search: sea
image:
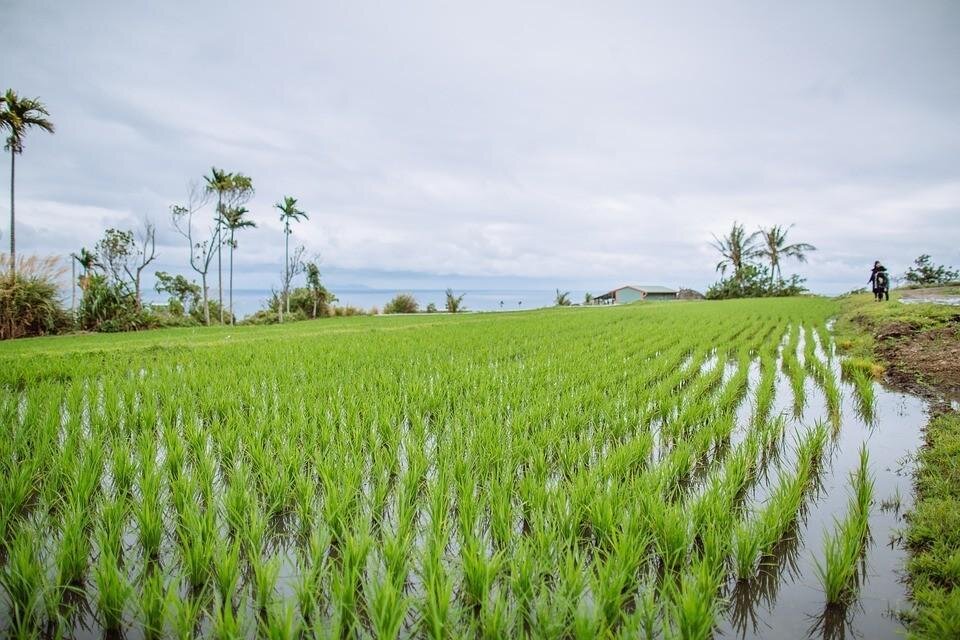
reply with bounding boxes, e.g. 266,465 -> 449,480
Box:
146,289 -> 591,319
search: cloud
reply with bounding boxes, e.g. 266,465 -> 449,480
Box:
2,0 -> 958,299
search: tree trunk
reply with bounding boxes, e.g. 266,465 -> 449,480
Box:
135,272 -> 142,309
285,231 -> 291,316
217,196 -> 223,324
71,257 -> 76,314
229,229 -> 235,325
201,275 -> 210,325
282,230 -> 289,323
312,297 -> 317,319
9,149 -> 15,278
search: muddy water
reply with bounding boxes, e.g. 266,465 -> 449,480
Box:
717,338 -> 925,639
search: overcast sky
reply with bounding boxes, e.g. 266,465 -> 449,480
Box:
3,0 -> 959,296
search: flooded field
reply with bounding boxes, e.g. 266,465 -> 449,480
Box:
0,298 -> 930,638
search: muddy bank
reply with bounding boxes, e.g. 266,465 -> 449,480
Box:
834,292 -> 960,402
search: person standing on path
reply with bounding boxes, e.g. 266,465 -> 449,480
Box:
869,261 -> 890,301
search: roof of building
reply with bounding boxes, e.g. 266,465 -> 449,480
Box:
593,285 -> 678,300
626,285 -> 677,294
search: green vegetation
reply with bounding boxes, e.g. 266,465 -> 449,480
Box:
383,292 -> 419,314
814,445 -> 874,606
707,222 -> 814,299
903,254 -> 959,287
903,411 -> 960,639
0,297 -> 870,637
834,291 -> 960,636
0,255 -> 71,339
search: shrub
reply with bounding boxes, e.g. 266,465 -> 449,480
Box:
383,294 -> 418,314
0,255 -> 72,340
706,264 -> 807,300
445,289 -> 466,313
334,306 -> 368,317
77,274 -> 153,332
903,255 -> 959,287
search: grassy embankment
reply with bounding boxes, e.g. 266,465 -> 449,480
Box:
833,290 -> 960,639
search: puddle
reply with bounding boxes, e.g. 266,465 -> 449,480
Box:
717,346 -> 926,639
899,296 -> 960,306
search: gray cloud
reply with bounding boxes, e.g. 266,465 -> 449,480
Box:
3,0 -> 959,298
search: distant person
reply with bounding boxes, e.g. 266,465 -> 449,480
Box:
869,261 -> 890,301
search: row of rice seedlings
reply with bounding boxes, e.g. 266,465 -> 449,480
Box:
847,366 -> 877,424
733,422 -> 829,579
814,445 -> 874,606
780,325 -> 807,417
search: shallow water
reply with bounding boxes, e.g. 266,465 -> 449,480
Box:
899,296 -> 960,306
717,345 -> 925,639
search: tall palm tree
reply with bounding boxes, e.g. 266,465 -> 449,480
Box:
204,167 -> 232,323
757,224 -> 816,287
0,90 -> 55,277
275,196 -> 308,321
710,222 -> 759,282
223,206 -> 256,323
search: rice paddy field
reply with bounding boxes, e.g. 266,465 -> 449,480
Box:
0,298 -> 925,638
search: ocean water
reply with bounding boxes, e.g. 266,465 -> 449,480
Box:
147,289 -> 590,319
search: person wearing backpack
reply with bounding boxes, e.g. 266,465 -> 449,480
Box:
869,261 -> 890,301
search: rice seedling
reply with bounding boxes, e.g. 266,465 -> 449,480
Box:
0,526 -> 46,634
366,575 -> 408,638
139,568 -> 169,639
94,545 -> 132,631
55,505 -> 90,587
211,593 -> 247,639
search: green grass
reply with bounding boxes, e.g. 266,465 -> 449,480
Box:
0,297 -> 882,636
834,291 -> 960,636
904,411 -> 960,639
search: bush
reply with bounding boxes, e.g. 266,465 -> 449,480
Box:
77,274 -> 154,332
189,298 -> 233,325
0,255 -> 72,340
706,264 -> 807,300
445,289 -> 466,313
333,305 -> 368,317
904,255 -> 959,287
383,293 -> 418,314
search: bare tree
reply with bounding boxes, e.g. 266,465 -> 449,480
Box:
126,220 -> 158,308
279,245 -> 306,323
171,183 -> 217,325
94,220 -> 159,308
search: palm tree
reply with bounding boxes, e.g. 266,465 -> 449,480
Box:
756,224 -> 816,287
710,222 -> 759,283
554,289 -> 572,306
204,167 -> 232,323
222,206 -> 257,323
275,196 -> 308,321
0,90 -> 55,277
73,247 -> 100,292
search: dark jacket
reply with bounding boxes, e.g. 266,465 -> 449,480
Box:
869,266 -> 889,290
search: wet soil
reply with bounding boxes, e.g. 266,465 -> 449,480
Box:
878,326 -> 960,400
